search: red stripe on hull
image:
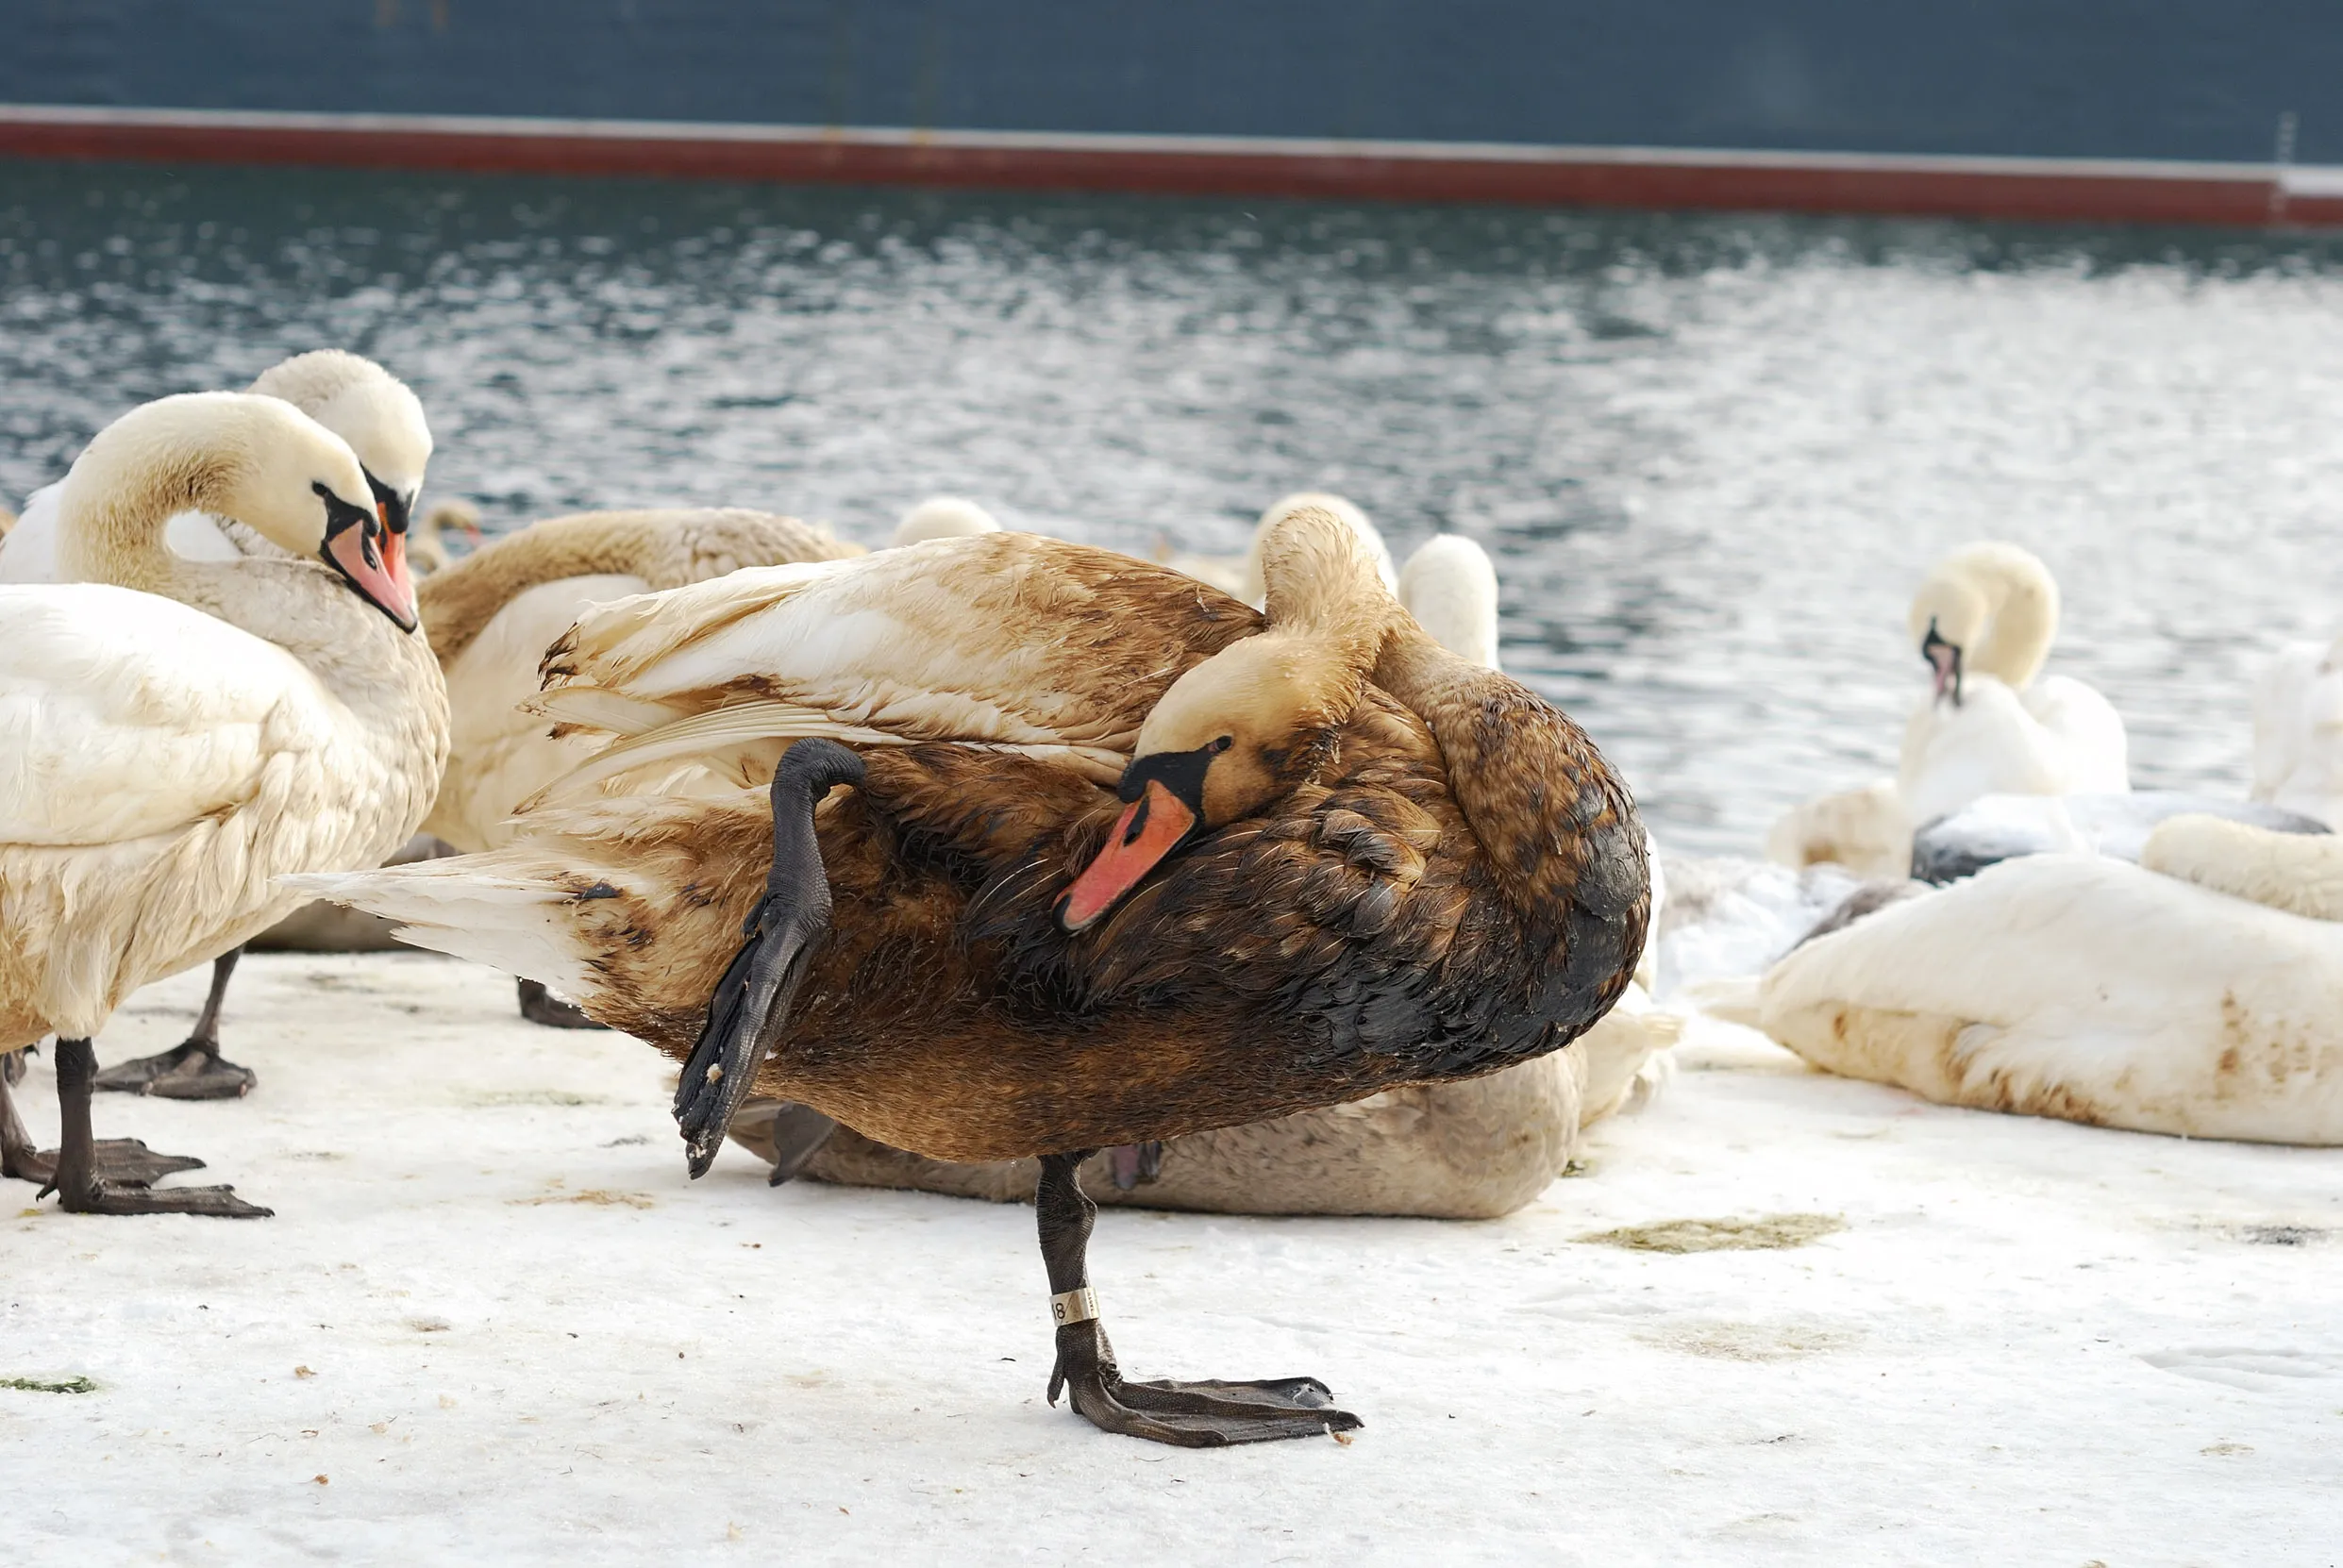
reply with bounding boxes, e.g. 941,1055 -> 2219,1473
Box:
0,114 -> 2320,229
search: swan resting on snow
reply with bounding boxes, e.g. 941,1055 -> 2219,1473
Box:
1758,815 -> 2343,1144
744,529 -> 1683,1219
0,392 -> 447,1214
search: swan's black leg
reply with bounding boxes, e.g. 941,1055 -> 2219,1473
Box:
516,977 -> 608,1030
41,1039 -> 268,1217
93,948 -> 259,1100
1036,1151 -> 1360,1446
4,1045 -> 206,1188
1,1050 -> 40,1181
675,739 -> 865,1179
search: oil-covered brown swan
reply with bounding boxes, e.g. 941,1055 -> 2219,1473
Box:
300,507 -> 1648,1445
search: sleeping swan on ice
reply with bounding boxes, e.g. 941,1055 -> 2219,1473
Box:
1757,814 -> 2343,1145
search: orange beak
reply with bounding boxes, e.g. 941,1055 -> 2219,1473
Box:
1058,779 -> 1197,932
324,500 -> 418,632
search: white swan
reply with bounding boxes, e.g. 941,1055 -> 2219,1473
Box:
0,392 -> 450,1213
1766,542 -> 2128,876
1899,541 -> 2129,826
1756,814 -> 2343,1144
1,350 -> 432,584
2251,631 -> 2343,830
891,496 -> 1002,546
2,353 -> 436,1095
414,508 -> 857,1025
1397,533 -> 1501,671
1158,491 -> 1398,606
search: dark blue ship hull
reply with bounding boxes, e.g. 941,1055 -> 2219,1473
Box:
4,2 -> 2339,225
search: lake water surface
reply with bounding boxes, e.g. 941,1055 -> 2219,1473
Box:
6,162 -> 2343,855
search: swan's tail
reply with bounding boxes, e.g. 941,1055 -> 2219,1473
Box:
284,856 -> 599,1002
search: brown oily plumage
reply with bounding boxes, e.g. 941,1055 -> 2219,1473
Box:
503,542 -> 1645,1163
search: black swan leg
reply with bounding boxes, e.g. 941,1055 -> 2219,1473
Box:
41,1039 -> 270,1218
1036,1151 -> 1361,1446
4,1045 -> 205,1187
93,948 -> 259,1100
1,1050 -> 40,1181
516,977 -> 609,1030
675,739 -> 865,1179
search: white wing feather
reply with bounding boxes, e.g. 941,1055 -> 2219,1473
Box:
0,584 -> 341,847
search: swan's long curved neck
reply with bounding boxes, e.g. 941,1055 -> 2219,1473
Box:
58,481 -> 250,625
1969,574 -> 2057,689
56,465 -> 430,718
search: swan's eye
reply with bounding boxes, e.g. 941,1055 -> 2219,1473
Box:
1211,736 -> 1233,754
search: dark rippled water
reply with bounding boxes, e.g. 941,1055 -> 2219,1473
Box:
7,162 -> 2343,856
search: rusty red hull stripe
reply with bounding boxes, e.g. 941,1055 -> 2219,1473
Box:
4,106 -> 2339,228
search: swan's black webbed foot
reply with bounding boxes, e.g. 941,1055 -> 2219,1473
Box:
9,1140 -> 208,1188
94,1043 -> 258,1100
1036,1151 -> 1361,1447
676,739 -> 864,1179
94,949 -> 258,1099
517,978 -> 608,1030
42,1039 -> 270,1219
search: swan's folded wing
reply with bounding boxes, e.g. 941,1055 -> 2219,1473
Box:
0,584 -> 336,846
536,532 -> 1264,763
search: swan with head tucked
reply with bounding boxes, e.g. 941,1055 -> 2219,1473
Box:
755,525 -> 1679,1219
0,392 -> 448,1214
2251,631 -> 2343,831
1756,814 -> 2343,1144
1157,491 -> 1397,606
413,507 -> 859,1026
300,505 -> 1648,1443
0,352 -> 436,1097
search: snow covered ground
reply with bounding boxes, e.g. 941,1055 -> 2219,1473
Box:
3,952 -> 2338,1565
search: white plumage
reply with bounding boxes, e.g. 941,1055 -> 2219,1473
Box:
0,392 -> 448,1209
2251,632 -> 2343,829
0,351 -> 433,587
1758,817 -> 2343,1145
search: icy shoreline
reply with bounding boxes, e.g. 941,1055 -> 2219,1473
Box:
3,953 -> 2337,1564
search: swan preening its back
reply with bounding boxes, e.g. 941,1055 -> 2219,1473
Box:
1770,541 -> 2131,882
303,504 -> 1648,1443
0,392 -> 448,1213
1899,542 -> 2128,826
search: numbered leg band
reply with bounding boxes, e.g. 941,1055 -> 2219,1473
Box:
1049,1286 -> 1099,1326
